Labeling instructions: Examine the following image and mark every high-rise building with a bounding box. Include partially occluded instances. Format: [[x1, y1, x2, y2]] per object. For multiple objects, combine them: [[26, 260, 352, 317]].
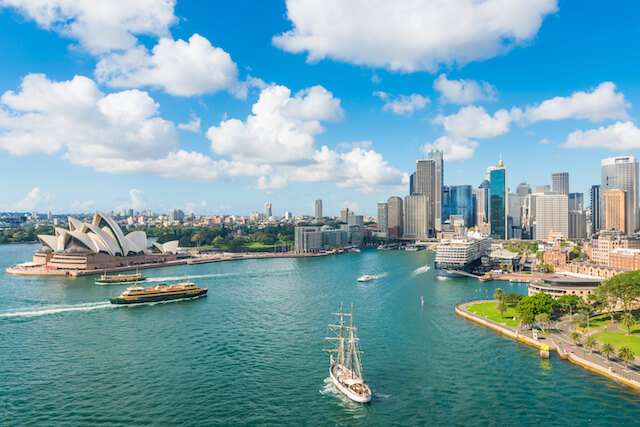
[[403, 195, 429, 239], [409, 172, 416, 195], [508, 192, 523, 239], [604, 188, 626, 233], [449, 185, 475, 227], [264, 202, 272, 218], [377, 202, 388, 233], [488, 159, 507, 240], [568, 193, 584, 211], [314, 199, 323, 219], [535, 193, 568, 240], [474, 182, 489, 234], [602, 156, 639, 234], [348, 215, 364, 227], [535, 185, 551, 194], [551, 172, 569, 195], [590, 185, 601, 234], [340, 208, 350, 223], [426, 149, 444, 233], [442, 185, 451, 223], [569, 210, 587, 240], [414, 158, 436, 236], [516, 182, 531, 198], [387, 196, 403, 239]]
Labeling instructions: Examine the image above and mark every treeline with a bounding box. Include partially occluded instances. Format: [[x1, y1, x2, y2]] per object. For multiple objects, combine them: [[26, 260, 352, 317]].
[[0, 225, 53, 244]]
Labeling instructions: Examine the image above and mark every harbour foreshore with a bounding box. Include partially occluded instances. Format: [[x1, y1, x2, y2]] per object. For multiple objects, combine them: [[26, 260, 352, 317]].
[[6, 250, 337, 277], [456, 300, 640, 393]]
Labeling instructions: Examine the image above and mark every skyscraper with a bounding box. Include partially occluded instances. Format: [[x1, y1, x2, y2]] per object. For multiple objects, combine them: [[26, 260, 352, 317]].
[[569, 210, 587, 240], [488, 159, 507, 240], [340, 208, 350, 223], [409, 172, 416, 195], [601, 156, 639, 234], [442, 185, 451, 224], [508, 192, 523, 239], [551, 172, 569, 195], [449, 185, 475, 227], [604, 188, 626, 233], [568, 193, 584, 211], [474, 181, 489, 234], [414, 158, 436, 236], [377, 202, 388, 233], [426, 149, 443, 233], [534, 193, 568, 240], [264, 202, 272, 218], [516, 182, 531, 198], [403, 195, 428, 239], [314, 199, 323, 219], [387, 197, 403, 239], [590, 185, 601, 234]]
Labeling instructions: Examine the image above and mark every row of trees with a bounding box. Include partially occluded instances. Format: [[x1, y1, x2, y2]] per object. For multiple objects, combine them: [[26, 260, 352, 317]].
[[0, 225, 53, 244], [570, 331, 636, 367]]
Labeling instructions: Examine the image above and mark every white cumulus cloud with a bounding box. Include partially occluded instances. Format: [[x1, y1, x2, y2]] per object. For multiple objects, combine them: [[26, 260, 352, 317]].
[[422, 136, 478, 161], [435, 105, 513, 139], [563, 121, 640, 151], [273, 0, 558, 72], [373, 91, 429, 116], [14, 187, 51, 211], [433, 74, 496, 105], [525, 82, 629, 122], [95, 34, 243, 97], [178, 115, 201, 133], [0, 0, 176, 54]]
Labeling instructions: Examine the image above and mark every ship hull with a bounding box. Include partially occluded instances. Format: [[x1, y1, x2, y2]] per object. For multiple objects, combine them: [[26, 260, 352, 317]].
[[329, 364, 371, 403], [110, 289, 207, 305]]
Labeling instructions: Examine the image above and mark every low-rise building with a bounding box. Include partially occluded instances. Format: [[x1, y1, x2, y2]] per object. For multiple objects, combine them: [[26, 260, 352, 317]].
[[528, 274, 601, 300]]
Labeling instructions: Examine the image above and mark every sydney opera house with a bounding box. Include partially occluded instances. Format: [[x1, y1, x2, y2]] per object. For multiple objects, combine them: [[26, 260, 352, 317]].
[[17, 212, 180, 274]]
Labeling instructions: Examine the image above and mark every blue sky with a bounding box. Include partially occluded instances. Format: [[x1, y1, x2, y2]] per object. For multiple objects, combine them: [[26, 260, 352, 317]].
[[1, 0, 640, 216]]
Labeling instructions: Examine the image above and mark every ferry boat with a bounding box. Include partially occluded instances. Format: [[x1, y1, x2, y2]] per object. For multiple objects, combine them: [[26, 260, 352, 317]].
[[95, 271, 145, 285], [324, 304, 372, 403], [109, 282, 207, 305], [357, 275, 376, 282]]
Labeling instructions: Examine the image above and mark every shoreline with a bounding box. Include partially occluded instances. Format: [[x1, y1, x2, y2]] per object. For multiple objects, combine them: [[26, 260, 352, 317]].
[[5, 250, 339, 277], [456, 300, 640, 393]]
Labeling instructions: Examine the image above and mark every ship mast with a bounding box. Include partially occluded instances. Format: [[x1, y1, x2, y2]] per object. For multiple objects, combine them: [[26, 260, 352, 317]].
[[347, 304, 364, 379]]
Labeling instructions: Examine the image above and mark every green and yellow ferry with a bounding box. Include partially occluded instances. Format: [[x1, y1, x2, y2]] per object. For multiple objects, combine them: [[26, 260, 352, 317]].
[[95, 272, 145, 285], [110, 282, 207, 305]]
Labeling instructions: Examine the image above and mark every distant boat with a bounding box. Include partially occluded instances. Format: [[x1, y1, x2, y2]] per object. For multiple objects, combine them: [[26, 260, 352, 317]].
[[95, 271, 145, 285], [110, 282, 207, 305], [357, 275, 376, 282], [324, 304, 372, 403], [420, 296, 424, 306]]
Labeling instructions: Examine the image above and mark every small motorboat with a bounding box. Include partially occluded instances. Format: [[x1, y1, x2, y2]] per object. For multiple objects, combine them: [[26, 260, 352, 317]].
[[357, 275, 376, 282]]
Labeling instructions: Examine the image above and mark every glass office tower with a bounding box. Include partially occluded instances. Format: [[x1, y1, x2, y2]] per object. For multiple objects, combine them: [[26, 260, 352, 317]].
[[488, 160, 507, 240]]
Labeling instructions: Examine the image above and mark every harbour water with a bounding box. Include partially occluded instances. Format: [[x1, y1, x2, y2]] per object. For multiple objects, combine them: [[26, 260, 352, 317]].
[[2, 243, 640, 425]]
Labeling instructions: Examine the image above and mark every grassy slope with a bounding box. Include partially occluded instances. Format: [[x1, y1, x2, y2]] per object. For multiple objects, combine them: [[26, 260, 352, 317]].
[[467, 301, 519, 328]]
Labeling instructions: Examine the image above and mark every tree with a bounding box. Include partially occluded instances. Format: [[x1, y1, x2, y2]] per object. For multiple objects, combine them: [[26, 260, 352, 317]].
[[621, 313, 636, 336], [516, 293, 555, 328], [601, 343, 615, 361], [618, 347, 635, 368], [570, 331, 582, 346], [556, 295, 581, 318], [535, 312, 551, 333], [577, 302, 594, 329], [585, 335, 598, 354], [494, 288, 505, 317]]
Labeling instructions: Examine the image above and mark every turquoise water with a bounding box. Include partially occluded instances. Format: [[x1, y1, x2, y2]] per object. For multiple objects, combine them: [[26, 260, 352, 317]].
[[1, 244, 640, 426]]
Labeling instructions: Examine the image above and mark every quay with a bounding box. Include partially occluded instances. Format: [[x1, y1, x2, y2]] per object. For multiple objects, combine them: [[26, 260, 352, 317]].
[[456, 300, 640, 393], [6, 250, 338, 278]]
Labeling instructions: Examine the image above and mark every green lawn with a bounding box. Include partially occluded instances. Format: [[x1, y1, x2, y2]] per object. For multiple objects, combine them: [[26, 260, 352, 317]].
[[244, 242, 276, 249], [593, 330, 640, 355], [467, 301, 519, 328], [575, 313, 612, 332]]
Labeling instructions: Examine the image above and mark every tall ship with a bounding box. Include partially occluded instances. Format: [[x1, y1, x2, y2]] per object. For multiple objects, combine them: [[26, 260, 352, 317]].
[[110, 282, 207, 305], [95, 271, 145, 285], [324, 304, 372, 403]]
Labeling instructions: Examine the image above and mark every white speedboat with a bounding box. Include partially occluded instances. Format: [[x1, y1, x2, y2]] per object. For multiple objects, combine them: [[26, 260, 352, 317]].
[[325, 304, 372, 403], [357, 275, 376, 282]]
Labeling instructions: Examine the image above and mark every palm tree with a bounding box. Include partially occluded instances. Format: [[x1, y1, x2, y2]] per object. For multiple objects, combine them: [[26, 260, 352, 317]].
[[621, 313, 636, 336], [618, 347, 635, 368], [570, 331, 582, 346], [494, 288, 505, 317], [584, 335, 598, 354], [601, 343, 615, 361]]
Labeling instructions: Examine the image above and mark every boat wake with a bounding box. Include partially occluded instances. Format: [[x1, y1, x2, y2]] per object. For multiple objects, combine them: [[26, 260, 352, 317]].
[[436, 275, 449, 281], [319, 377, 339, 396], [0, 301, 114, 319], [145, 272, 234, 283], [412, 265, 431, 276]]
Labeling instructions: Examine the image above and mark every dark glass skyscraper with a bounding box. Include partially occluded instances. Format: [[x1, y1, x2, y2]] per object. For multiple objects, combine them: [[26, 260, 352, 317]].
[[590, 185, 601, 234], [488, 160, 507, 240], [450, 185, 475, 227], [442, 185, 451, 224]]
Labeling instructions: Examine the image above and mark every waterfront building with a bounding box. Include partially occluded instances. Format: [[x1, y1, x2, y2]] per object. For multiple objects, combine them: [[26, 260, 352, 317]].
[[569, 210, 587, 240], [426, 149, 444, 233], [377, 202, 388, 234], [387, 196, 403, 239], [294, 225, 358, 253], [568, 193, 584, 211], [488, 159, 507, 240], [403, 195, 429, 240], [315, 199, 323, 219], [551, 172, 569, 195], [601, 156, 639, 234], [590, 185, 601, 234], [294, 226, 323, 253], [528, 275, 601, 300], [449, 185, 475, 227], [603, 188, 626, 233], [434, 238, 491, 272], [534, 193, 568, 240], [265, 202, 273, 218]]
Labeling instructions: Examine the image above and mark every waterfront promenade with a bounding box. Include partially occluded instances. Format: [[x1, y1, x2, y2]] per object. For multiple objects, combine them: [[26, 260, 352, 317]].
[[457, 300, 640, 393]]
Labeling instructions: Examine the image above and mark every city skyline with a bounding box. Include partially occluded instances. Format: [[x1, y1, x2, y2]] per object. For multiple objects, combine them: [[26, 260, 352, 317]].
[[1, 2, 640, 216]]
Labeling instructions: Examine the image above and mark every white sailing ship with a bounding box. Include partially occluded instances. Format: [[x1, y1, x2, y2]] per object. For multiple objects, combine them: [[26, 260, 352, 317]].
[[324, 304, 372, 403]]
